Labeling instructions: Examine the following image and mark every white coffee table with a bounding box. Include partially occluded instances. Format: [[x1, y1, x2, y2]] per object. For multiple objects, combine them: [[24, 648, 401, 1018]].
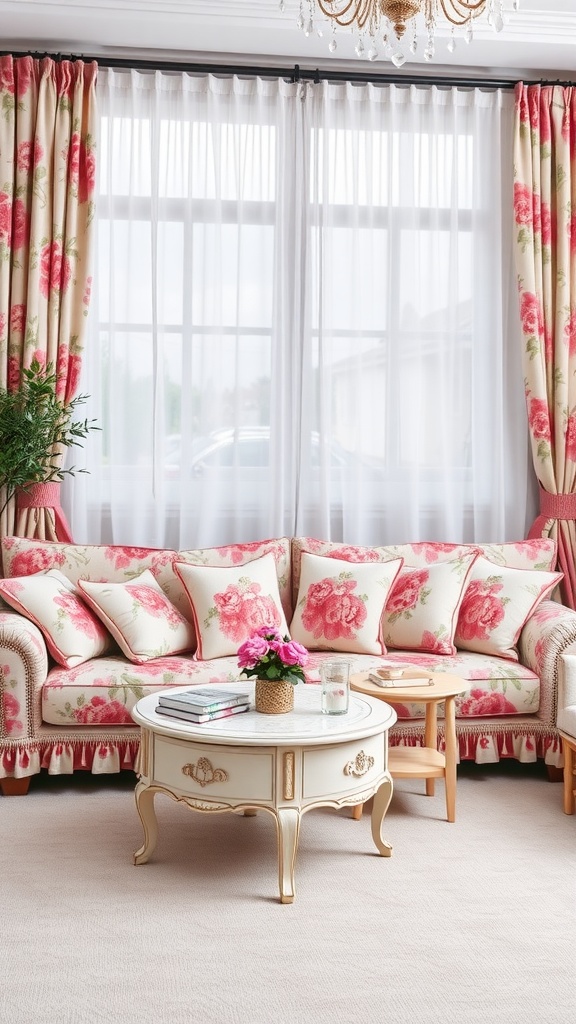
[[131, 683, 397, 903]]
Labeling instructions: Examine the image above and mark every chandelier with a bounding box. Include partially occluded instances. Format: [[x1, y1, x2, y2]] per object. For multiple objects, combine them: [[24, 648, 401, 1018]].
[[289, 0, 520, 65]]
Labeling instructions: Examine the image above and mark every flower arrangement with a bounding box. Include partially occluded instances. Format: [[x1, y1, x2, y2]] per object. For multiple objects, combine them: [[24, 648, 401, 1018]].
[[237, 627, 309, 685]]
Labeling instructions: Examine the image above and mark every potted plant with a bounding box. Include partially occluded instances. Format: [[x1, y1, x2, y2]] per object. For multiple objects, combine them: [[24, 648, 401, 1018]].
[[0, 358, 98, 515], [237, 627, 309, 714]]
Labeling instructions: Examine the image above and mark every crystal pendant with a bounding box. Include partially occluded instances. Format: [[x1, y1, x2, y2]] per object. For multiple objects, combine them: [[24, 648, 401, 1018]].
[[391, 50, 407, 68], [304, 18, 313, 36], [447, 32, 456, 54], [355, 37, 365, 57], [328, 37, 337, 53], [424, 45, 434, 62], [464, 22, 473, 44], [492, 12, 504, 32], [367, 45, 378, 61], [409, 37, 417, 55], [297, 13, 304, 30], [279, 0, 285, 10]]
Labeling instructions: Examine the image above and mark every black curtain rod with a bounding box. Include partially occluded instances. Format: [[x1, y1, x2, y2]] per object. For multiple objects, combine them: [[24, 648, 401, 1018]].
[[1, 50, 575, 90]]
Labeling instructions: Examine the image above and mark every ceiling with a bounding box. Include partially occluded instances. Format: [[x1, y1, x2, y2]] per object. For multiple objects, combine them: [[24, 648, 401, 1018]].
[[0, 0, 575, 81]]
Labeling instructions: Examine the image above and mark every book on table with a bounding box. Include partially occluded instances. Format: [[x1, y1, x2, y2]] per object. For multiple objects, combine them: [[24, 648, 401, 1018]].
[[157, 687, 250, 714], [368, 670, 433, 688], [155, 702, 250, 724]]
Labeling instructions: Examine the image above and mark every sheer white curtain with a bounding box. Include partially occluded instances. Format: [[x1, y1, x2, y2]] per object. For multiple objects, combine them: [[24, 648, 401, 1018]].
[[68, 70, 533, 549]]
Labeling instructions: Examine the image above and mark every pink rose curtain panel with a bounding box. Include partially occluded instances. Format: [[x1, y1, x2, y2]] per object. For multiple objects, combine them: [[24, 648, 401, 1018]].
[[513, 83, 576, 608], [0, 55, 97, 550]]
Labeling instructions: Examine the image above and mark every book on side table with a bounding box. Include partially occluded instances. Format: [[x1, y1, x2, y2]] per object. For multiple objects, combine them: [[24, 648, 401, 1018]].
[[368, 669, 433, 688]]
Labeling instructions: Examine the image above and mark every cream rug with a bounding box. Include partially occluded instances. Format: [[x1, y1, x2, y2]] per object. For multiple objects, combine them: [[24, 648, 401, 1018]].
[[1, 762, 574, 1024]]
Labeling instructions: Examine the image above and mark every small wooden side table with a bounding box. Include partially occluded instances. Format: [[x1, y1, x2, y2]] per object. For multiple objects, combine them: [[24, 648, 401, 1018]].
[[350, 670, 466, 823]]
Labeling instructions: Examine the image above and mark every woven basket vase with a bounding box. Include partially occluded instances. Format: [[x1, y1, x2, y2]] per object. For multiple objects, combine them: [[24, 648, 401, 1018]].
[[254, 679, 295, 715]]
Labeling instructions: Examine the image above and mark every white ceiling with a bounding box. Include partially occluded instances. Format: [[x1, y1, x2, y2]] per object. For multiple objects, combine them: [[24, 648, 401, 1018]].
[[0, 0, 575, 80]]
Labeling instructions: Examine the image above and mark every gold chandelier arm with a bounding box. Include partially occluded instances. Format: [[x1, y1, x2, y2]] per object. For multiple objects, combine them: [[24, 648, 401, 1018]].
[[439, 0, 488, 26], [316, 0, 377, 31]]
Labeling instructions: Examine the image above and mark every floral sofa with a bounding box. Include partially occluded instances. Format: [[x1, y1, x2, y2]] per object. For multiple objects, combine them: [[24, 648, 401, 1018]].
[[1, 533, 575, 795]]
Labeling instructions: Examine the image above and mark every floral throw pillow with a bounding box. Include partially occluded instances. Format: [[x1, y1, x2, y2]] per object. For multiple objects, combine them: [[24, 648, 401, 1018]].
[[382, 553, 478, 656], [0, 569, 114, 668], [173, 552, 290, 661], [454, 556, 564, 661], [289, 551, 403, 655], [78, 569, 195, 664]]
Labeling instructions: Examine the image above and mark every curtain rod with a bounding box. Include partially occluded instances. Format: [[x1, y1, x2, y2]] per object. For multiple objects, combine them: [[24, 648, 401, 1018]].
[[1, 50, 574, 90]]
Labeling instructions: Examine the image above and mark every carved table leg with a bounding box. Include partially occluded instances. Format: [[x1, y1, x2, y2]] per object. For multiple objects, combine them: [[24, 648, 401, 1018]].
[[370, 775, 393, 857], [444, 695, 458, 822], [133, 782, 159, 865], [276, 807, 301, 904]]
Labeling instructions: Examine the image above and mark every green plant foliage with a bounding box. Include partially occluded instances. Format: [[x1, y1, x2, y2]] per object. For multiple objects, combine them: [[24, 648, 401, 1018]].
[[0, 358, 99, 510]]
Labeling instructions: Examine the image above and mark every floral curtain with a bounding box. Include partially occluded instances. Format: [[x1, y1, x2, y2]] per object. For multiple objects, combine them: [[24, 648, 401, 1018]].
[[0, 55, 97, 551], [513, 83, 576, 608]]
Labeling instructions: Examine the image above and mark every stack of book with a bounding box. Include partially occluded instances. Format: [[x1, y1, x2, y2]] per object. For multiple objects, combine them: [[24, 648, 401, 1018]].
[[156, 687, 251, 724]]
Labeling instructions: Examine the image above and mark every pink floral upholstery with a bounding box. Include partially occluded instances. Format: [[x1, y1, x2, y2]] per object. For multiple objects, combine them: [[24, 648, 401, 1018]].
[[78, 570, 195, 663], [382, 553, 478, 656], [455, 557, 563, 661], [0, 569, 113, 667], [174, 553, 289, 660], [290, 552, 403, 655]]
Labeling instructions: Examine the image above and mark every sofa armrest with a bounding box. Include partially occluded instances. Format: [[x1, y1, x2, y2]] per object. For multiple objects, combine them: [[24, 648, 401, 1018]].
[[0, 610, 49, 741], [518, 600, 576, 726], [557, 650, 576, 723]]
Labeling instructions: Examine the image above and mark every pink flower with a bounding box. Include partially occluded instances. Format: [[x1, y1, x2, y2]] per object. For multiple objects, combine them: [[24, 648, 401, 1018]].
[[520, 292, 544, 339], [53, 593, 103, 639], [39, 241, 72, 299], [527, 397, 551, 442], [72, 696, 132, 725], [564, 310, 576, 357], [328, 545, 381, 562], [386, 569, 429, 616], [458, 688, 517, 716], [238, 634, 270, 669], [214, 581, 281, 644], [10, 303, 25, 334], [10, 548, 65, 577], [277, 640, 308, 667], [301, 574, 366, 642], [457, 579, 505, 641], [2, 691, 23, 735], [566, 414, 576, 461], [513, 183, 533, 225]]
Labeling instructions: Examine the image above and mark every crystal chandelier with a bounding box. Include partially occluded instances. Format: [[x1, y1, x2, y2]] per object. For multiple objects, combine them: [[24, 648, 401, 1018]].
[[288, 0, 520, 65]]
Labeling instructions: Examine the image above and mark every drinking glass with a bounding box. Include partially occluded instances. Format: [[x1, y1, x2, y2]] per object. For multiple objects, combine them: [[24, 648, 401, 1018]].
[[320, 659, 350, 715]]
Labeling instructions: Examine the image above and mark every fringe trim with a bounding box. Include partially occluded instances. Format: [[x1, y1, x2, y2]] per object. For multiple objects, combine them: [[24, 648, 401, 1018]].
[[0, 723, 564, 778], [390, 722, 563, 766], [0, 735, 141, 779]]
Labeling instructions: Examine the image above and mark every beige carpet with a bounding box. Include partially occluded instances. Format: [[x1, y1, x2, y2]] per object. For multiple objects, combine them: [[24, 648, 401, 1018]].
[[1, 762, 574, 1024]]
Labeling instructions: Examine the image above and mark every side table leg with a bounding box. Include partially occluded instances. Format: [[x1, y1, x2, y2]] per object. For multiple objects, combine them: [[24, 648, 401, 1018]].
[[370, 776, 393, 857], [444, 696, 458, 823], [133, 781, 159, 865], [424, 700, 438, 797], [276, 807, 301, 904]]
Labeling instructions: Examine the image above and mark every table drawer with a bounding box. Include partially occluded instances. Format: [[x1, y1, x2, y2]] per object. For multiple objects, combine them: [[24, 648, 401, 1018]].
[[153, 736, 274, 801], [302, 733, 385, 800]]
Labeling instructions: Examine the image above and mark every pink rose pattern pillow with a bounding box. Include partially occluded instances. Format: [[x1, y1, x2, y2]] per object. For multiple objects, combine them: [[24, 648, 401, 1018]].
[[174, 552, 290, 660], [78, 570, 195, 664], [0, 569, 113, 668], [454, 556, 564, 661], [290, 552, 403, 655], [383, 553, 478, 655]]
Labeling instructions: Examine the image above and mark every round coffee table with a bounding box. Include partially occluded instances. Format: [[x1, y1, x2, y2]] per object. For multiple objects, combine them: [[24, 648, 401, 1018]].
[[131, 682, 397, 903], [350, 670, 466, 823]]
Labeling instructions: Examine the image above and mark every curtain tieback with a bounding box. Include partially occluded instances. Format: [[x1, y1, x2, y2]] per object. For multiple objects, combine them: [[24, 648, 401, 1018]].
[[537, 486, 576, 519], [16, 482, 74, 542]]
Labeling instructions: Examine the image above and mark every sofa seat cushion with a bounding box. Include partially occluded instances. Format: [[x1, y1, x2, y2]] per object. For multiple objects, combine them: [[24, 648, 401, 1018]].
[[558, 705, 576, 738], [303, 649, 540, 720], [41, 655, 243, 726]]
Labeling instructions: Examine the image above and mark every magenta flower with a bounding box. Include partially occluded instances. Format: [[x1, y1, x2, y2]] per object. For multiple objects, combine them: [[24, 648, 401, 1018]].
[[237, 630, 309, 684]]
